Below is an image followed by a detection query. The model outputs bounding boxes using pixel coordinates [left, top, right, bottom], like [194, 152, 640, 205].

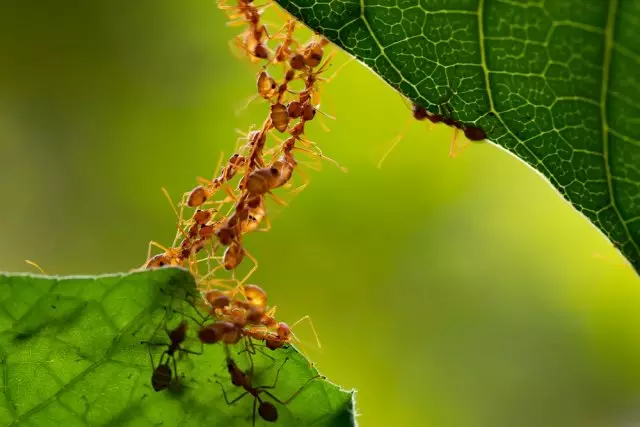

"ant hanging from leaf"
[378, 82, 489, 167]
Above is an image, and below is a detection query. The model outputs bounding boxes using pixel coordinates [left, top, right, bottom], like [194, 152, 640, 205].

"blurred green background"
[1, 1, 640, 426]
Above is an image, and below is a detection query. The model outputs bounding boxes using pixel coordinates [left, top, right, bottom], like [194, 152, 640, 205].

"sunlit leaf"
[276, 0, 640, 272]
[0, 269, 355, 426]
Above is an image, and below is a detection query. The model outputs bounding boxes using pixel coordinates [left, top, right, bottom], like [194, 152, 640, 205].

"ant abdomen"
[258, 401, 278, 422]
[289, 53, 305, 70]
[287, 101, 302, 118]
[270, 103, 290, 132]
[246, 166, 280, 195]
[463, 125, 487, 141]
[187, 185, 209, 207]
[151, 363, 172, 392]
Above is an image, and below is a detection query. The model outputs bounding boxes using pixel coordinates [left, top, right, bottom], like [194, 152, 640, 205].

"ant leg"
[260, 358, 289, 390]
[252, 397, 258, 427]
[172, 192, 191, 247]
[181, 348, 203, 356]
[144, 340, 158, 371]
[290, 165, 309, 194]
[452, 138, 471, 158]
[377, 134, 404, 169]
[319, 55, 355, 85]
[228, 35, 250, 61]
[171, 355, 179, 386]
[265, 306, 278, 318]
[238, 249, 259, 286]
[216, 380, 249, 405]
[244, 340, 256, 376]
[235, 92, 262, 117]
[262, 374, 325, 405]
[222, 184, 238, 201]
[239, 339, 276, 362]
[378, 117, 411, 169]
[211, 150, 226, 182]
[267, 191, 288, 206]
[293, 142, 347, 173]
[147, 241, 170, 259]
[181, 294, 212, 324]
[161, 187, 190, 241]
[24, 260, 46, 274]
[448, 128, 462, 158]
[313, 51, 337, 76]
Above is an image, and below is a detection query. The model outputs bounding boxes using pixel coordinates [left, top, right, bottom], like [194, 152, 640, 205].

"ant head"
[147, 253, 169, 268]
[304, 45, 324, 68]
[198, 324, 221, 344]
[287, 101, 302, 118]
[258, 401, 278, 422]
[277, 322, 291, 339]
[168, 321, 188, 344]
[411, 103, 428, 121]
[301, 103, 316, 121]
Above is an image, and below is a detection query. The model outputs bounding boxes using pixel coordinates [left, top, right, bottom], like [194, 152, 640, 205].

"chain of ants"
[139, 1, 334, 424]
[139, 0, 490, 423]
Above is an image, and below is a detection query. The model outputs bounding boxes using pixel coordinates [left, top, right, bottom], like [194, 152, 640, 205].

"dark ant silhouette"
[141, 315, 202, 392]
[217, 348, 322, 425]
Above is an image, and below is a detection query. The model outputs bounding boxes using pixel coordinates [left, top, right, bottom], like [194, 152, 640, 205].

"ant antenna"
[290, 315, 322, 349]
[24, 260, 46, 275]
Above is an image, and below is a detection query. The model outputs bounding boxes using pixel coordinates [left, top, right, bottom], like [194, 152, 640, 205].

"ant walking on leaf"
[217, 346, 323, 425]
[142, 308, 202, 392]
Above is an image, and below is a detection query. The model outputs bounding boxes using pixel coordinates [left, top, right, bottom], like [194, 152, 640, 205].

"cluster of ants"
[138, 0, 489, 421]
[140, 2, 333, 423]
[142, 286, 322, 425]
[143, 0, 343, 278]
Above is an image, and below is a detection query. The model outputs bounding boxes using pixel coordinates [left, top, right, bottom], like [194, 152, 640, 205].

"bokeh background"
[2, 1, 640, 426]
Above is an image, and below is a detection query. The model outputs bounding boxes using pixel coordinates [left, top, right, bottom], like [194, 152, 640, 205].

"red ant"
[268, 19, 297, 68]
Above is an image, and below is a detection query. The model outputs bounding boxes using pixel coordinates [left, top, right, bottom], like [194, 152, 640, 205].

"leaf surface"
[0, 269, 354, 426]
[276, 0, 640, 271]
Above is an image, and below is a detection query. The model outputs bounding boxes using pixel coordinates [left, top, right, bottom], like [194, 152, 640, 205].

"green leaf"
[275, 0, 640, 272]
[0, 269, 355, 426]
